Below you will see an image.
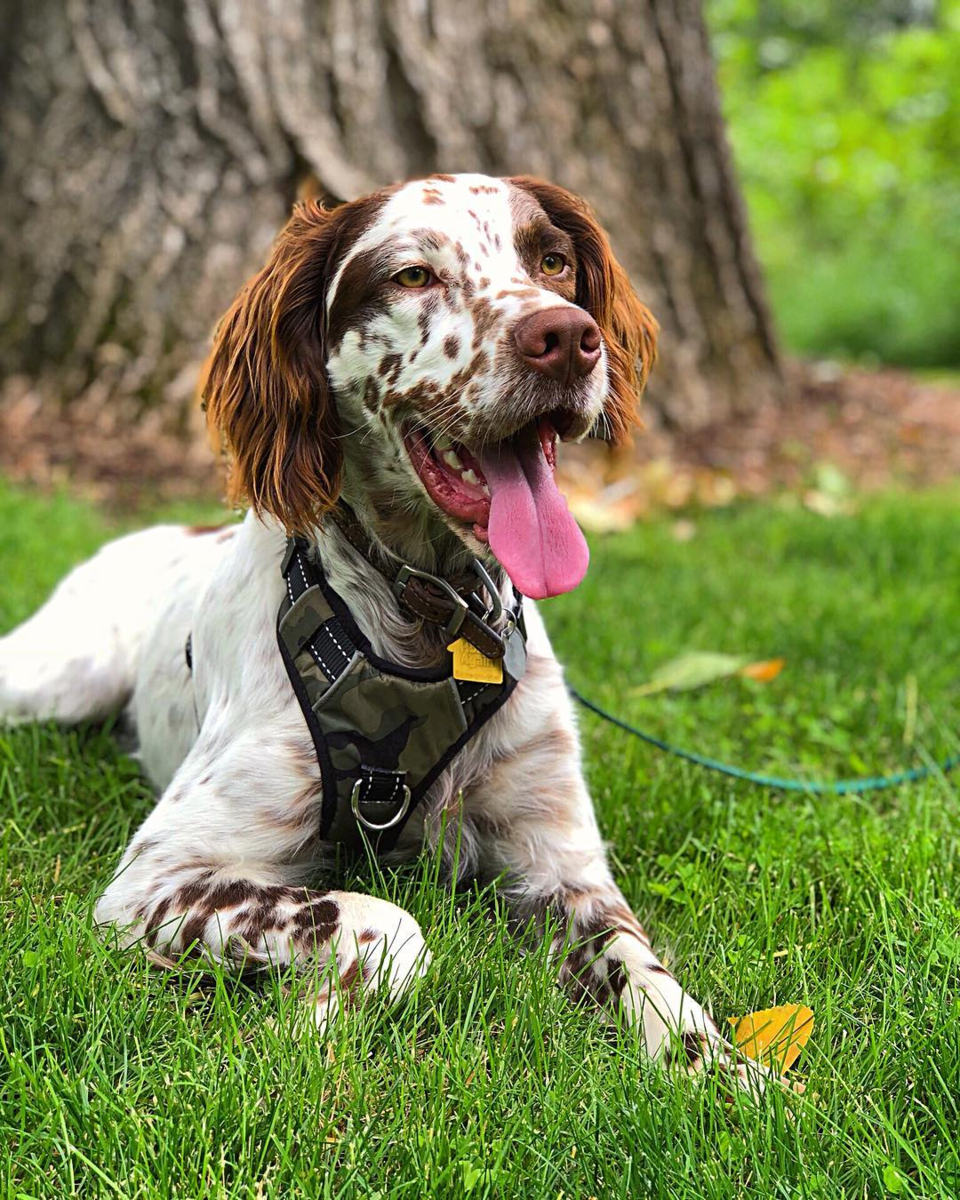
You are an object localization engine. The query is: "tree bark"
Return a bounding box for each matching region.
[0,0,782,443]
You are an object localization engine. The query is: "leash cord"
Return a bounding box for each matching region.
[568,686,959,795]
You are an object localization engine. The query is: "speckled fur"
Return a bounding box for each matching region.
[0,174,767,1094]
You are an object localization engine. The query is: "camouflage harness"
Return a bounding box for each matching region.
[275,537,528,853]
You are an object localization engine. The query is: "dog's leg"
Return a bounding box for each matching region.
[0,525,212,726]
[467,712,769,1094]
[95,722,429,1029]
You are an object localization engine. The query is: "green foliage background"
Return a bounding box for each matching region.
[707,0,960,366]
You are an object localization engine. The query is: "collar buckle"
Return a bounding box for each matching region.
[393,564,469,639]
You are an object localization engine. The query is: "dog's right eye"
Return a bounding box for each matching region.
[394,266,434,289]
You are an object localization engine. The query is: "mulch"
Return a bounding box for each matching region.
[0,361,957,519]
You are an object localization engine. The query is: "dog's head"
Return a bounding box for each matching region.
[203,173,657,599]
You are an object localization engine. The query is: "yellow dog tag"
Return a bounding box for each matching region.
[448,638,503,684]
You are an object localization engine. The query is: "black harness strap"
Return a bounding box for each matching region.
[276,538,527,854]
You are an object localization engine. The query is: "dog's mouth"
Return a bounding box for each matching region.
[403,416,589,600]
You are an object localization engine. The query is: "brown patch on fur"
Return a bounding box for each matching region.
[174,872,217,908]
[202,188,398,535]
[363,378,381,414]
[358,928,380,945]
[291,897,340,947]
[469,184,499,195]
[334,958,373,1009]
[606,957,628,999]
[204,878,261,911]
[443,335,460,360]
[469,297,499,351]
[680,1031,708,1067]
[411,228,453,253]
[143,894,173,947]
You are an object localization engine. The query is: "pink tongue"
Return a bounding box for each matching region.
[475,427,589,600]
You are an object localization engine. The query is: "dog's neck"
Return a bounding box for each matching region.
[336,483,487,580]
[305,482,512,670]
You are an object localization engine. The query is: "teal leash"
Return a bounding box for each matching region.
[568,686,959,795]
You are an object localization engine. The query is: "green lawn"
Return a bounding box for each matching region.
[2,479,959,1198]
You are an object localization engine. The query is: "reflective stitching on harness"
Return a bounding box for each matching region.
[307,639,337,681]
[324,621,349,661]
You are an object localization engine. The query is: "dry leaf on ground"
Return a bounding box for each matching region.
[739,658,786,683]
[730,1004,814,1074]
[630,651,747,696]
[630,651,786,695]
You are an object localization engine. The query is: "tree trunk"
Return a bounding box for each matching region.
[0,0,781,450]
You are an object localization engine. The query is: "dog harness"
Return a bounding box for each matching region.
[274,534,527,853]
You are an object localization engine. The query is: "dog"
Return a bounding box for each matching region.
[0,173,767,1092]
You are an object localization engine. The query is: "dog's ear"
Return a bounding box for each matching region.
[202,199,347,535]
[509,177,658,444]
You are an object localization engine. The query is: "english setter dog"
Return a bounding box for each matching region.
[1,174,768,1093]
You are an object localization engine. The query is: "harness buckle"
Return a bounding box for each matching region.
[393,564,469,639]
[350,778,413,832]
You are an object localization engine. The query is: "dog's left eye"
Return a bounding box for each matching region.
[394,266,434,289]
[540,254,566,276]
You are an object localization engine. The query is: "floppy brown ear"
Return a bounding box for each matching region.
[509,177,658,444]
[201,199,344,535]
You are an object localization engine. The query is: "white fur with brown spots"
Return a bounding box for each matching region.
[0,174,772,1095]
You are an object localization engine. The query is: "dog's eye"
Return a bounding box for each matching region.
[394,266,434,289]
[540,254,566,277]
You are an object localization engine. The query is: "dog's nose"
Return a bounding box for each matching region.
[514,307,601,383]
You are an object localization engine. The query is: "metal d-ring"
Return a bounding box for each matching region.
[470,558,504,625]
[350,779,413,832]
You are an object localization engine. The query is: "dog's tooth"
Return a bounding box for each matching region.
[461,468,480,486]
[480,482,490,497]
[434,434,453,452]
[443,450,464,471]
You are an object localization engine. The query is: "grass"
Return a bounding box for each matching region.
[1,478,959,1198]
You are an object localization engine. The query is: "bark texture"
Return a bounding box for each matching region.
[1,0,782,439]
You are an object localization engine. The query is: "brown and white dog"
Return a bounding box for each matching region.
[0,174,767,1092]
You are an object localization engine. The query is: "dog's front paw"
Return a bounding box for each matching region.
[664,1030,797,1100]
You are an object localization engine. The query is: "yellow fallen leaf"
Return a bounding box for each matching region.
[730,1004,814,1074]
[738,658,786,683]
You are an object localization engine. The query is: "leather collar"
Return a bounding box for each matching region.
[330,506,513,661]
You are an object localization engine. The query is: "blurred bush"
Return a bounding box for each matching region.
[708,0,960,367]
